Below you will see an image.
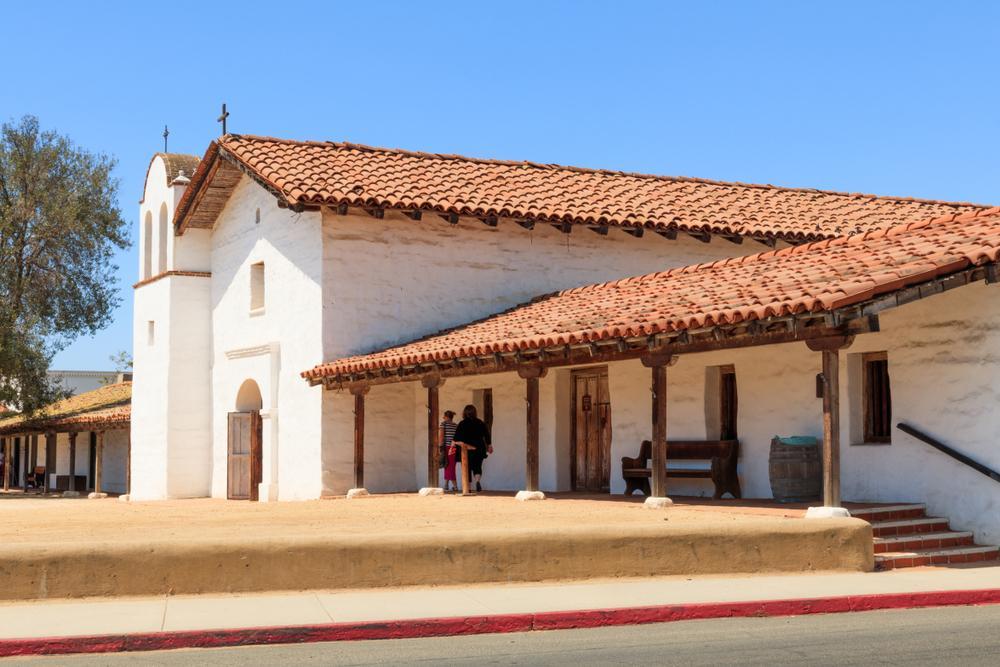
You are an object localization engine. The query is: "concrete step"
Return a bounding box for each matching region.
[850,504,926,521]
[870,517,951,537]
[873,531,974,554]
[875,545,1000,570]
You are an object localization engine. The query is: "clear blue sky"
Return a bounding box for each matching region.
[2,1,997,370]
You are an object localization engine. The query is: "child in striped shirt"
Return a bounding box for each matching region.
[440,410,458,492]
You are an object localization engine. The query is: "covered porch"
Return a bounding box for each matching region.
[305,206,1000,520]
[318,327,866,509]
[0,382,132,498]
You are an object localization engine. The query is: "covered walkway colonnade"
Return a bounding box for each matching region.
[0,382,132,498]
[303,208,1000,509]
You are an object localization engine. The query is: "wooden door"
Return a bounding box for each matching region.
[228,411,263,500]
[572,368,612,492]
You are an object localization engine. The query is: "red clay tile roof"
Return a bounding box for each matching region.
[303,207,1000,382]
[0,383,131,434]
[175,134,987,243]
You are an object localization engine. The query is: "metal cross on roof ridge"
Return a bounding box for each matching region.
[163,125,169,152]
[218,103,229,135]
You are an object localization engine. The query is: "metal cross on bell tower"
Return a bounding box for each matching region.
[162,125,169,152]
[217,103,229,135]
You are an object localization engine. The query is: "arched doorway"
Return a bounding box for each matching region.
[228,380,263,500]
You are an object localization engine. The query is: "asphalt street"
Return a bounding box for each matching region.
[9,604,1000,666]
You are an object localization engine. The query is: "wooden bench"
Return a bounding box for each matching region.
[621,439,741,499]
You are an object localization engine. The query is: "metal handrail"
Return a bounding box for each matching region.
[897,423,1000,484]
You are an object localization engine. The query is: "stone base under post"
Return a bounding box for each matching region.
[643,496,673,509]
[418,487,444,496]
[117,494,130,503]
[515,490,545,502]
[805,506,852,519]
[345,488,369,499]
[87,492,108,500]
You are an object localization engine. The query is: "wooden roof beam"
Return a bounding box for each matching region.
[317,313,876,389]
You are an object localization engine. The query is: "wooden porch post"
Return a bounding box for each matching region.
[2,437,9,492]
[420,375,444,494]
[90,431,105,499]
[44,432,56,494]
[66,432,79,496]
[642,352,675,507]
[29,435,38,490]
[347,386,369,498]
[22,435,30,490]
[806,336,853,510]
[516,366,547,500]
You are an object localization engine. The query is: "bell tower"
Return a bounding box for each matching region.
[130,153,213,499]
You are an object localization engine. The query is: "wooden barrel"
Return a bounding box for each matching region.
[768,436,821,502]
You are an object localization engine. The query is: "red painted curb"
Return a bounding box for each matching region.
[2,588,999,658]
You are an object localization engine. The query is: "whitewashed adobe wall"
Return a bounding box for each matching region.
[44,430,127,493]
[100,429,129,494]
[839,284,1000,544]
[319,260,1000,543]
[318,210,751,495]
[320,211,750,360]
[131,155,213,500]
[210,176,325,501]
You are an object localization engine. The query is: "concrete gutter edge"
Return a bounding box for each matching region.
[2,587,999,658]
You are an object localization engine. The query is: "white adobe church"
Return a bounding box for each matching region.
[131,134,1000,550]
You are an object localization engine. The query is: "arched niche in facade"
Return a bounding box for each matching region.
[235,379,263,413]
[142,211,153,279]
[157,202,169,274]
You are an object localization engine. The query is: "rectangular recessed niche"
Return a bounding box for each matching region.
[147,320,155,346]
[848,350,892,445]
[250,262,265,314]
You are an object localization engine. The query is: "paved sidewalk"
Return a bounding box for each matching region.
[1,565,999,644]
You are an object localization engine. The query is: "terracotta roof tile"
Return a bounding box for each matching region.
[303,207,1000,382]
[175,134,988,242]
[0,383,131,434]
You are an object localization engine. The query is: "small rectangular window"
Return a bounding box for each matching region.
[863,351,891,443]
[147,320,155,346]
[250,262,265,313]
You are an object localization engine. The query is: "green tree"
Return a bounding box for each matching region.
[109,349,133,373]
[0,115,128,412]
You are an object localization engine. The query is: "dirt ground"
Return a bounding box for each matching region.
[0,492,808,546]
